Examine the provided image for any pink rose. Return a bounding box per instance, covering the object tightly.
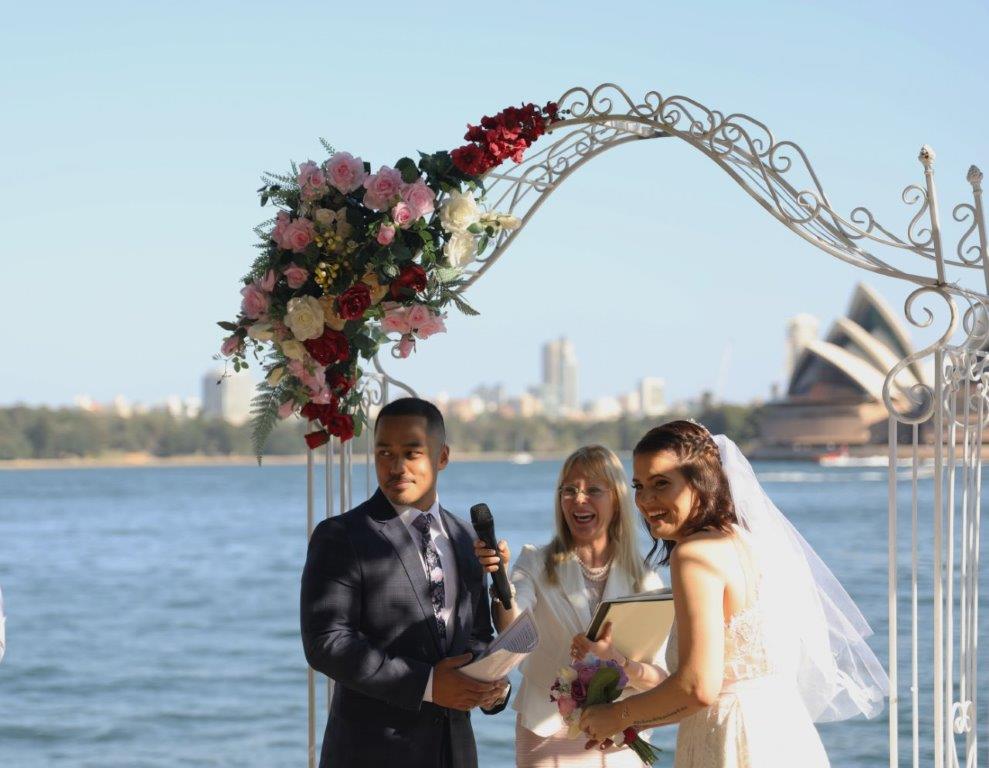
[578,666,596,686]
[324,151,367,194]
[396,334,415,358]
[362,165,403,211]
[557,696,576,718]
[220,334,242,356]
[277,400,296,419]
[570,680,586,703]
[376,224,396,246]
[407,303,432,328]
[282,218,315,253]
[271,211,291,246]
[414,314,446,340]
[297,161,328,202]
[309,385,334,404]
[283,264,309,289]
[240,283,269,320]
[381,305,410,334]
[259,269,277,293]
[391,202,415,229]
[401,181,436,219]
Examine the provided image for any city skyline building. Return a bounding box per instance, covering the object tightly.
[200,367,254,425]
[541,337,579,417]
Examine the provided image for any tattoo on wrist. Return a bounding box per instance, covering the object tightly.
[633,705,687,726]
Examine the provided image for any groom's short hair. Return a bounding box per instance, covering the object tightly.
[376,397,446,443]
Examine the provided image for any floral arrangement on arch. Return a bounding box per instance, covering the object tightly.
[218,101,561,456]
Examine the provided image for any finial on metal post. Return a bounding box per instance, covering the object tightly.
[919,145,946,284]
[966,165,988,294]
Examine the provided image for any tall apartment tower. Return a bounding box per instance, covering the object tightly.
[541,337,579,416]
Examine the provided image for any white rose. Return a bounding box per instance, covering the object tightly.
[497,214,521,230]
[439,189,481,233]
[284,296,325,341]
[279,339,307,360]
[247,321,275,342]
[558,666,578,683]
[443,232,476,267]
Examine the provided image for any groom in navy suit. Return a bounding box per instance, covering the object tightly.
[301,397,509,767]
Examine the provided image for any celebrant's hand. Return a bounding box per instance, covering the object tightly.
[571,620,617,662]
[584,738,616,752]
[473,539,510,574]
[432,654,502,711]
[579,702,625,742]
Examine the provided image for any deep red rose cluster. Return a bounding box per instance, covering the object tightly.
[304,329,350,366]
[338,283,372,320]
[302,397,355,448]
[451,102,561,177]
[389,263,428,299]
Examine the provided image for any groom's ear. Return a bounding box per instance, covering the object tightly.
[436,442,450,471]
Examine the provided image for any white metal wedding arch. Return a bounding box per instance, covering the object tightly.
[303,83,988,768]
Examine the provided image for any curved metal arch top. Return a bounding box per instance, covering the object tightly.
[458,83,988,303]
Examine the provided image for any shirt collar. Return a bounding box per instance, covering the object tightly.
[390,495,441,527]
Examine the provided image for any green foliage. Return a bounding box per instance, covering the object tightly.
[585,666,622,705]
[249,383,284,463]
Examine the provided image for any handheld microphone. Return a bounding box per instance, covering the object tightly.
[470,503,513,610]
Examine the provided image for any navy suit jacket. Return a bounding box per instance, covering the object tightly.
[301,489,501,767]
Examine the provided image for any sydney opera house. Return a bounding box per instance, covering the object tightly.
[760,283,932,447]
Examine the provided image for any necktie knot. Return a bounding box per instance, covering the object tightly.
[412,512,434,536]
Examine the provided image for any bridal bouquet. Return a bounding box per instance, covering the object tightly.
[217,101,561,457]
[550,656,658,765]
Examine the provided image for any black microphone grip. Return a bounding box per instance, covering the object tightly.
[470,503,513,611]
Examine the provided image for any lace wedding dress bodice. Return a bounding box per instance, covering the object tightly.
[664,535,830,768]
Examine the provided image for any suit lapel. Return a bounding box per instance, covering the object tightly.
[369,490,445,654]
[441,506,473,654]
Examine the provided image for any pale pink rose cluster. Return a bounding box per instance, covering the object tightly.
[381,303,446,357]
[287,358,330,402]
[240,269,277,320]
[323,151,367,195]
[272,211,315,253]
[297,161,329,202]
[282,263,309,289]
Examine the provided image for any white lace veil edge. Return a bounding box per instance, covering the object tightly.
[714,434,890,722]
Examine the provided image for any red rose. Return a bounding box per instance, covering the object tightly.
[452,143,494,176]
[464,124,485,142]
[622,727,638,744]
[337,283,372,321]
[304,328,350,366]
[304,430,330,449]
[326,413,355,442]
[328,371,354,395]
[544,101,559,121]
[300,398,339,425]
[389,263,428,298]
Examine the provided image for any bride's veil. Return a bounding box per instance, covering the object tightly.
[714,434,889,721]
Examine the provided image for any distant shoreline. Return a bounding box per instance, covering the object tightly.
[0,451,569,471]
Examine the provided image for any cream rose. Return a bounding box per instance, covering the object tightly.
[443,232,476,267]
[439,189,481,233]
[317,295,347,331]
[279,339,307,361]
[247,322,276,342]
[284,296,325,341]
[361,273,389,304]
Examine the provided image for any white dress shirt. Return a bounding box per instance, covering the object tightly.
[390,496,459,702]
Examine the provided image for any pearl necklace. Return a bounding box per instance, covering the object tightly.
[574,553,612,582]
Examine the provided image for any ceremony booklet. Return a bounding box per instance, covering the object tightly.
[460,608,539,682]
[586,589,675,663]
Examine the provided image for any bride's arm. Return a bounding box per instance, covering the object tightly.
[579,538,726,737]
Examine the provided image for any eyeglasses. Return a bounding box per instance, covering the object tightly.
[559,485,608,501]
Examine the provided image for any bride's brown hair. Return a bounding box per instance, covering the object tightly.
[633,420,737,566]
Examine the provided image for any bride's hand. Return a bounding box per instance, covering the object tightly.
[570,621,618,662]
[579,702,624,743]
[473,539,510,574]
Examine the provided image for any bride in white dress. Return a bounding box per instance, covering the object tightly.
[579,421,888,766]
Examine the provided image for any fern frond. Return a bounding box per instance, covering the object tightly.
[249,382,282,464]
[263,171,295,185]
[319,138,336,155]
[449,292,480,317]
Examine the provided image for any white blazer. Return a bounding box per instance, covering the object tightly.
[509,544,665,736]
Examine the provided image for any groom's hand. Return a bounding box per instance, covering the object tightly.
[432,654,501,711]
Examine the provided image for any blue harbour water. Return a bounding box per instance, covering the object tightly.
[1,460,987,767]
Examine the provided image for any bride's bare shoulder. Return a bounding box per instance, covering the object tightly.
[670,530,735,567]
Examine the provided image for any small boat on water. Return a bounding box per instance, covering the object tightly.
[510,452,534,465]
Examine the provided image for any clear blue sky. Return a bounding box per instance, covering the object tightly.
[2,0,987,408]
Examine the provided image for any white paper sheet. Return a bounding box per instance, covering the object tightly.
[460,608,539,682]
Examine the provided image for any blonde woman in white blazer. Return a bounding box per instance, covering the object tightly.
[474,445,667,767]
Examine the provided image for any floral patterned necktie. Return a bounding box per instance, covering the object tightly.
[411,513,447,648]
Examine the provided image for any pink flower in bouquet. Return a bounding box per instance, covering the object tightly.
[283,264,309,289]
[570,680,586,703]
[401,180,436,219]
[381,305,411,334]
[271,210,291,245]
[557,696,576,718]
[578,665,597,686]
[391,202,415,230]
[396,334,415,358]
[376,224,396,246]
[297,161,328,201]
[324,151,367,194]
[259,269,277,293]
[240,283,269,320]
[362,165,403,211]
[415,313,446,340]
[220,334,242,357]
[277,400,296,419]
[281,218,315,253]
[407,303,431,329]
